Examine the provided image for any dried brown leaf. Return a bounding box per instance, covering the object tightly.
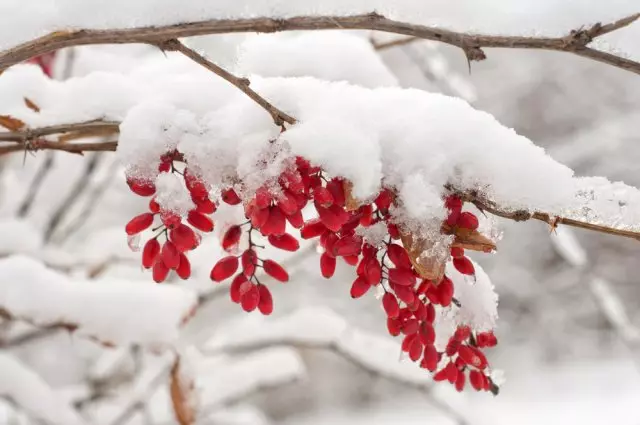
[24,97,40,113]
[343,181,360,211]
[170,357,196,425]
[442,224,497,253]
[400,231,446,283]
[0,115,25,131]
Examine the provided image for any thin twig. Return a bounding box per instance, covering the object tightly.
[0,120,119,142]
[16,152,55,217]
[457,190,640,242]
[0,139,118,155]
[44,152,103,242]
[160,39,296,126]
[1,13,639,75]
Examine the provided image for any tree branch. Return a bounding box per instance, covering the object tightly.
[1,13,639,75]
[457,190,640,242]
[0,120,119,142]
[159,39,296,126]
[0,139,118,156]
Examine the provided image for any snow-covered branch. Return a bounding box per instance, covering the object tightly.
[1,13,639,75]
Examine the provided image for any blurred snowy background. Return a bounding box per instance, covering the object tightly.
[0,1,639,424]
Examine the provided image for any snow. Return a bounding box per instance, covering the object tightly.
[0,255,197,346]
[0,218,43,255]
[155,172,196,216]
[0,353,85,425]
[204,307,434,388]
[237,32,399,89]
[445,259,498,332]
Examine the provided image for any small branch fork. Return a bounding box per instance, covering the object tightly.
[0,12,639,75]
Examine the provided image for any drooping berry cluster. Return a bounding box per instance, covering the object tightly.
[124,152,499,393]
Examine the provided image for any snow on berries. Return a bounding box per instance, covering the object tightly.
[123,148,499,394]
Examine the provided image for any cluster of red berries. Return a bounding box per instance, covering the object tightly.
[124,152,499,393]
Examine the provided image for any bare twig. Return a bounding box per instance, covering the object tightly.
[0,139,118,156]
[456,190,640,242]
[16,152,55,216]
[44,152,103,242]
[160,39,296,126]
[0,120,119,142]
[1,13,639,75]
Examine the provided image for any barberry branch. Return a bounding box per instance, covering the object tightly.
[0,120,119,142]
[457,190,640,242]
[0,139,118,155]
[159,39,296,126]
[1,13,639,75]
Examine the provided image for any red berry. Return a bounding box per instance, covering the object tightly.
[364,258,382,285]
[170,224,199,251]
[454,326,471,342]
[409,337,423,361]
[469,370,484,391]
[382,293,400,318]
[374,189,393,210]
[125,213,154,235]
[457,212,479,230]
[240,283,260,312]
[350,276,371,298]
[161,211,181,229]
[453,256,475,275]
[446,339,460,356]
[261,206,286,236]
[393,285,415,305]
[316,205,347,232]
[421,345,439,371]
[388,268,416,287]
[313,186,334,207]
[277,191,299,216]
[176,253,191,279]
[387,318,402,336]
[433,368,448,382]
[230,274,247,303]
[187,211,214,232]
[416,279,433,295]
[152,260,170,283]
[263,259,289,282]
[402,318,419,335]
[445,362,458,384]
[161,240,180,269]
[211,256,239,282]
[387,223,400,239]
[326,179,346,207]
[221,188,242,205]
[359,204,374,227]
[249,205,270,229]
[222,225,242,251]
[300,219,326,239]
[437,277,454,307]
[257,285,273,315]
[193,197,216,214]
[254,187,272,209]
[451,247,465,258]
[426,303,436,323]
[268,233,300,251]
[419,322,435,345]
[241,249,257,277]
[387,244,412,269]
[127,177,156,197]
[149,198,160,213]
[286,209,304,229]
[142,239,160,269]
[343,255,359,266]
[320,253,336,278]
[458,345,488,370]
[332,235,363,257]
[455,370,466,392]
